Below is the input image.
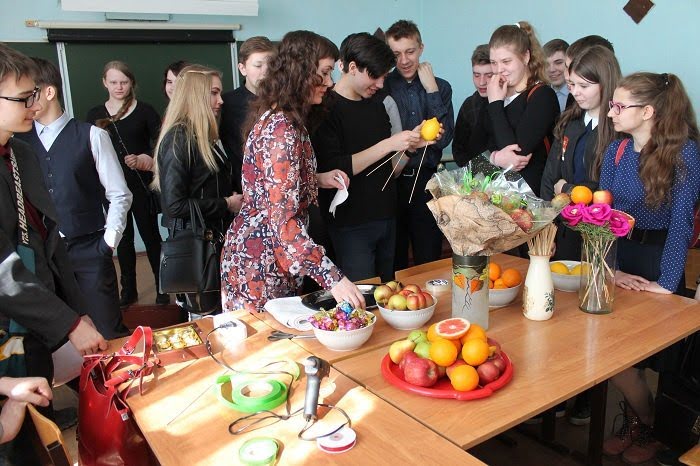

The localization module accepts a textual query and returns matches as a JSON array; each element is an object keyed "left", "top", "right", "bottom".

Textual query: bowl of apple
[{"left": 374, "top": 282, "right": 437, "bottom": 330}]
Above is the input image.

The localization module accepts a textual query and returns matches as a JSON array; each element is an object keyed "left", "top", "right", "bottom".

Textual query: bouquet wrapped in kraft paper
[{"left": 425, "top": 157, "right": 569, "bottom": 328}]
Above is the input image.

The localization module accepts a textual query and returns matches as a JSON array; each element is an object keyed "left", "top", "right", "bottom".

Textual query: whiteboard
[{"left": 60, "top": 0, "right": 258, "bottom": 16}]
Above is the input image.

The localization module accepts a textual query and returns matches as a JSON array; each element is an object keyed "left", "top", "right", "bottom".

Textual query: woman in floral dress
[{"left": 221, "top": 30, "right": 366, "bottom": 312}]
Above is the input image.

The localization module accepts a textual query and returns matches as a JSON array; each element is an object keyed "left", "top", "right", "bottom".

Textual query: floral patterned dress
[{"left": 220, "top": 110, "right": 343, "bottom": 312}]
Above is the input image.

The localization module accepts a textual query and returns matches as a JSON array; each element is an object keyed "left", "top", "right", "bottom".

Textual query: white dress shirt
[
  {"left": 34, "top": 112, "right": 133, "bottom": 248},
  {"left": 584, "top": 111, "right": 599, "bottom": 130}
]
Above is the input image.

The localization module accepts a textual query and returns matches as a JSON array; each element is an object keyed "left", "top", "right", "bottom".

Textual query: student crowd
[{"left": 0, "top": 17, "right": 698, "bottom": 464}]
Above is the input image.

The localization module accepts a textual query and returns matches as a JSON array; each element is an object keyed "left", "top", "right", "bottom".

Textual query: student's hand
[
  {"left": 389, "top": 129, "right": 422, "bottom": 152},
  {"left": 643, "top": 281, "right": 673, "bottom": 295},
  {"left": 487, "top": 74, "right": 508, "bottom": 103},
  {"left": 491, "top": 144, "right": 531, "bottom": 171},
  {"left": 615, "top": 270, "right": 650, "bottom": 291},
  {"left": 554, "top": 179, "right": 567, "bottom": 195},
  {"left": 417, "top": 62, "right": 439, "bottom": 93},
  {"left": 69, "top": 317, "right": 109, "bottom": 355},
  {"left": 330, "top": 277, "right": 366, "bottom": 310},
  {"left": 0, "top": 399, "right": 28, "bottom": 444},
  {"left": 226, "top": 193, "right": 243, "bottom": 213},
  {"left": 125, "top": 153, "right": 155, "bottom": 171},
  {"left": 317, "top": 170, "right": 350, "bottom": 190},
  {"left": 0, "top": 377, "right": 52, "bottom": 406}
]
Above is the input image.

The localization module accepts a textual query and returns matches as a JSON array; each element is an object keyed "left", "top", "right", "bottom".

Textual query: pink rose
[
  {"left": 561, "top": 203, "right": 585, "bottom": 226},
  {"left": 609, "top": 212, "right": 631, "bottom": 237},
  {"left": 582, "top": 203, "right": 612, "bottom": 226}
]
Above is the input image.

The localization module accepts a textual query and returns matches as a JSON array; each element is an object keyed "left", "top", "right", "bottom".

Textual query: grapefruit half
[{"left": 434, "top": 318, "right": 470, "bottom": 340}]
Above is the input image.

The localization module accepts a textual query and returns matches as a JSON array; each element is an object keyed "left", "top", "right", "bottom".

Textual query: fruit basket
[{"left": 381, "top": 341, "right": 514, "bottom": 400}]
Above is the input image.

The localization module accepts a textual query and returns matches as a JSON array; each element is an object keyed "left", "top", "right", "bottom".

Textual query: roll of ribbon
[
  {"left": 425, "top": 278, "right": 450, "bottom": 293},
  {"left": 215, "top": 376, "right": 288, "bottom": 413},
  {"left": 239, "top": 437, "right": 279, "bottom": 466},
  {"left": 317, "top": 426, "right": 357, "bottom": 454}
]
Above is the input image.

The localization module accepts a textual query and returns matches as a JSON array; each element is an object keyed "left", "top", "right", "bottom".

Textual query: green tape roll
[
  {"left": 239, "top": 437, "right": 279, "bottom": 466},
  {"left": 215, "top": 376, "right": 287, "bottom": 413}
]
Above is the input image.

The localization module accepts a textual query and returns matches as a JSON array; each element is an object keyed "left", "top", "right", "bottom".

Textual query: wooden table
[
  {"left": 332, "top": 255, "right": 700, "bottom": 463},
  {"left": 123, "top": 311, "right": 483, "bottom": 465}
]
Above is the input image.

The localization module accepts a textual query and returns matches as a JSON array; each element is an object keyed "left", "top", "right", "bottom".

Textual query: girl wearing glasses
[
  {"left": 541, "top": 46, "right": 622, "bottom": 260},
  {"left": 600, "top": 72, "right": 700, "bottom": 463},
  {"left": 86, "top": 61, "right": 166, "bottom": 307},
  {"left": 477, "top": 21, "right": 560, "bottom": 198},
  {"left": 220, "top": 30, "right": 366, "bottom": 312}
]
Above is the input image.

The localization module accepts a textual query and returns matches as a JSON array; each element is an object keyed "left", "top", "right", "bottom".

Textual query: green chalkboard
[
  {"left": 64, "top": 42, "right": 235, "bottom": 121},
  {"left": 5, "top": 42, "right": 59, "bottom": 66}
]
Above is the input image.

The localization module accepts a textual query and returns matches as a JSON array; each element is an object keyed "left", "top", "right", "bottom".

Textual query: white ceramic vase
[{"left": 522, "top": 254, "right": 555, "bottom": 321}]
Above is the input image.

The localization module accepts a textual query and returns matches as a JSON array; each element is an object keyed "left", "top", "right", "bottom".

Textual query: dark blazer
[
  {"left": 0, "top": 138, "right": 83, "bottom": 350},
  {"left": 540, "top": 117, "right": 599, "bottom": 201}
]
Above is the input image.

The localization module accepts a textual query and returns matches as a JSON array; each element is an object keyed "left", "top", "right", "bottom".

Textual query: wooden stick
[
  {"left": 409, "top": 145, "right": 429, "bottom": 203},
  {"left": 381, "top": 152, "right": 406, "bottom": 191},
  {"left": 366, "top": 150, "right": 402, "bottom": 176}
]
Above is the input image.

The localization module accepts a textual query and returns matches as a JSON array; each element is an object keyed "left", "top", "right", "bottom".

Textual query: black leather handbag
[{"left": 159, "top": 201, "right": 221, "bottom": 295}]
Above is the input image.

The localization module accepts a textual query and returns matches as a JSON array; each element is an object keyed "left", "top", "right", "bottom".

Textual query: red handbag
[{"left": 78, "top": 326, "right": 160, "bottom": 466}]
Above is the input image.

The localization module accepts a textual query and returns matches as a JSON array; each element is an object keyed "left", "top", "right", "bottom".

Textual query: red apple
[
  {"left": 399, "top": 350, "right": 419, "bottom": 372},
  {"left": 406, "top": 292, "right": 427, "bottom": 310},
  {"left": 420, "top": 291, "right": 434, "bottom": 307},
  {"left": 399, "top": 289, "right": 413, "bottom": 298},
  {"left": 592, "top": 190, "right": 613, "bottom": 205},
  {"left": 386, "top": 293, "right": 407, "bottom": 310},
  {"left": 402, "top": 284, "right": 421, "bottom": 294},
  {"left": 491, "top": 354, "right": 506, "bottom": 374},
  {"left": 436, "top": 365, "right": 447, "bottom": 378},
  {"left": 510, "top": 208, "right": 534, "bottom": 232},
  {"left": 477, "top": 360, "right": 501, "bottom": 385},
  {"left": 402, "top": 356, "right": 439, "bottom": 387},
  {"left": 446, "top": 360, "right": 467, "bottom": 378},
  {"left": 373, "top": 285, "right": 394, "bottom": 306}
]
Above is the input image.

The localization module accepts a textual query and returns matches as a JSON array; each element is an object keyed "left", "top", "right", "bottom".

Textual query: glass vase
[
  {"left": 452, "top": 254, "right": 489, "bottom": 329},
  {"left": 579, "top": 232, "right": 617, "bottom": 314}
]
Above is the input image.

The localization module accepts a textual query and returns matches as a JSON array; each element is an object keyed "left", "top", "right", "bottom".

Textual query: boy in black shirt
[{"left": 313, "top": 33, "right": 428, "bottom": 282}]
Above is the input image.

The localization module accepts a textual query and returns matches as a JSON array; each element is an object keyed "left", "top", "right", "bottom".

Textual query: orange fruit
[
  {"left": 493, "top": 278, "right": 507, "bottom": 289},
  {"left": 571, "top": 185, "right": 593, "bottom": 205},
  {"left": 460, "top": 323, "right": 487, "bottom": 344},
  {"left": 448, "top": 365, "right": 479, "bottom": 391},
  {"left": 489, "top": 279, "right": 494, "bottom": 289},
  {"left": 429, "top": 338, "right": 459, "bottom": 367},
  {"left": 461, "top": 338, "right": 490, "bottom": 366},
  {"left": 488, "top": 262, "right": 501, "bottom": 281},
  {"left": 426, "top": 323, "right": 440, "bottom": 342},
  {"left": 434, "top": 317, "right": 470, "bottom": 340},
  {"left": 501, "top": 269, "right": 522, "bottom": 288}
]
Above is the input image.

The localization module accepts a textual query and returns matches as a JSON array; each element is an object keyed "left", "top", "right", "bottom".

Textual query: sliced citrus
[
  {"left": 461, "top": 338, "right": 490, "bottom": 366},
  {"left": 429, "top": 339, "right": 459, "bottom": 367},
  {"left": 449, "top": 365, "right": 479, "bottom": 391},
  {"left": 460, "top": 323, "right": 487, "bottom": 344},
  {"left": 434, "top": 317, "right": 470, "bottom": 340}
]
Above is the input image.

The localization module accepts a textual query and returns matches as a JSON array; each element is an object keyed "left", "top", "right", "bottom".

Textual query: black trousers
[
  {"left": 394, "top": 167, "right": 444, "bottom": 270},
  {"left": 328, "top": 218, "right": 396, "bottom": 283},
  {"left": 64, "top": 232, "right": 128, "bottom": 339},
  {"left": 118, "top": 184, "right": 162, "bottom": 297}
]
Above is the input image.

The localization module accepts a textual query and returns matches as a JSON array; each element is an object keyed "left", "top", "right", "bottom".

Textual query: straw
[
  {"left": 366, "top": 150, "right": 403, "bottom": 176},
  {"left": 381, "top": 151, "right": 406, "bottom": 191},
  {"left": 409, "top": 145, "right": 429, "bottom": 203},
  {"left": 526, "top": 223, "right": 557, "bottom": 256}
]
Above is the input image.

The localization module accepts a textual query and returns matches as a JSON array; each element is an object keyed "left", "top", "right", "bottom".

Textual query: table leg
[{"left": 587, "top": 380, "right": 608, "bottom": 466}]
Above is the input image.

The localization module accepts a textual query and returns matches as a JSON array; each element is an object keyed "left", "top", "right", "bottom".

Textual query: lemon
[
  {"left": 550, "top": 262, "right": 570, "bottom": 275},
  {"left": 420, "top": 117, "right": 440, "bottom": 141},
  {"left": 570, "top": 263, "right": 589, "bottom": 276}
]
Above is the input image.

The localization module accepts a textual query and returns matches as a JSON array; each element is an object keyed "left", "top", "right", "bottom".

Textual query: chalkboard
[
  {"left": 5, "top": 42, "right": 59, "bottom": 66},
  {"left": 64, "top": 42, "right": 235, "bottom": 121}
]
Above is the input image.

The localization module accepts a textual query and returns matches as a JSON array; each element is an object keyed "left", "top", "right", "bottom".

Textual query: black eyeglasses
[
  {"left": 608, "top": 100, "right": 644, "bottom": 115},
  {"left": 0, "top": 87, "right": 41, "bottom": 108}
]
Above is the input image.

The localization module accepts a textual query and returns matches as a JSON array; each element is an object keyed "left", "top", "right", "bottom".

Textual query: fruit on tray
[
  {"left": 388, "top": 318, "right": 507, "bottom": 392},
  {"left": 375, "top": 282, "right": 435, "bottom": 311}
]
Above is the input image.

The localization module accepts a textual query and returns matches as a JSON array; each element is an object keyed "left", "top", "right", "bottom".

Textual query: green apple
[
  {"left": 389, "top": 339, "right": 416, "bottom": 364},
  {"left": 414, "top": 341, "right": 432, "bottom": 359},
  {"left": 407, "top": 330, "right": 428, "bottom": 344}
]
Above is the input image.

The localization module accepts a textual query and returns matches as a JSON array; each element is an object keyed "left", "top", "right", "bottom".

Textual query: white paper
[
  {"left": 52, "top": 341, "right": 83, "bottom": 387},
  {"left": 328, "top": 175, "right": 348, "bottom": 217},
  {"left": 263, "top": 296, "right": 314, "bottom": 331}
]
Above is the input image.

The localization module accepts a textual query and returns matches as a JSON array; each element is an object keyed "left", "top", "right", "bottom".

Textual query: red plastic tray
[{"left": 381, "top": 341, "right": 514, "bottom": 400}]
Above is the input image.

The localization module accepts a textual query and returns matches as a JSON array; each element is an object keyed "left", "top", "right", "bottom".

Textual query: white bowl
[
  {"left": 377, "top": 295, "right": 437, "bottom": 330},
  {"left": 489, "top": 283, "right": 521, "bottom": 308},
  {"left": 551, "top": 260, "right": 581, "bottom": 292},
  {"left": 311, "top": 312, "right": 376, "bottom": 351}
]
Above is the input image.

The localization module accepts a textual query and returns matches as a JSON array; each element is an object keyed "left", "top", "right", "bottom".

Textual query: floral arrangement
[{"left": 560, "top": 203, "right": 633, "bottom": 239}]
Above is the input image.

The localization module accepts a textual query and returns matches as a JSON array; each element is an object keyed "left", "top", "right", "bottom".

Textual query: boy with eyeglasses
[{"left": 16, "top": 57, "right": 132, "bottom": 340}]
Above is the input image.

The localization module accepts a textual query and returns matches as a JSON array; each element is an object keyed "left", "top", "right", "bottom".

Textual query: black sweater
[
  {"left": 474, "top": 85, "right": 559, "bottom": 196},
  {"left": 540, "top": 117, "right": 599, "bottom": 201},
  {"left": 219, "top": 86, "right": 254, "bottom": 193},
  {"left": 312, "top": 92, "right": 396, "bottom": 227},
  {"left": 452, "top": 91, "right": 488, "bottom": 166}
]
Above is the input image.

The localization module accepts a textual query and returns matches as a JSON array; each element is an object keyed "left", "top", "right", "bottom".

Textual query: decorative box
[{"left": 153, "top": 321, "right": 209, "bottom": 365}]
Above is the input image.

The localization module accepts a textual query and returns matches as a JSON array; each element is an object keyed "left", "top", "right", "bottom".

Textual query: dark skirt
[{"left": 617, "top": 237, "right": 686, "bottom": 373}]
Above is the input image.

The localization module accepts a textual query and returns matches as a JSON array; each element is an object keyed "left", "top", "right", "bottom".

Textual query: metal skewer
[
  {"left": 381, "top": 151, "right": 406, "bottom": 192},
  {"left": 166, "top": 370, "right": 228, "bottom": 426},
  {"left": 366, "top": 150, "right": 403, "bottom": 176},
  {"left": 409, "top": 145, "right": 429, "bottom": 203}
]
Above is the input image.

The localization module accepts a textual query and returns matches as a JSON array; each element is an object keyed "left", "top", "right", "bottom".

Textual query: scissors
[{"left": 267, "top": 330, "right": 316, "bottom": 342}]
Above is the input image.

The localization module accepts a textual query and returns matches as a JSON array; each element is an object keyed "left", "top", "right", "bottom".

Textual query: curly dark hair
[{"left": 245, "top": 30, "right": 338, "bottom": 133}]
